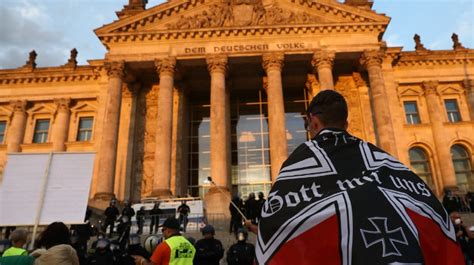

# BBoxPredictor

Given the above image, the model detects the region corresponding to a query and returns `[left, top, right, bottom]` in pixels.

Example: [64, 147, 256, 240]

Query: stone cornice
[0, 65, 102, 85]
[97, 23, 387, 48]
[394, 50, 474, 68]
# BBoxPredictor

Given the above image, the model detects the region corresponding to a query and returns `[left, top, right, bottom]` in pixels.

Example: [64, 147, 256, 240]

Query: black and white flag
[256, 129, 464, 265]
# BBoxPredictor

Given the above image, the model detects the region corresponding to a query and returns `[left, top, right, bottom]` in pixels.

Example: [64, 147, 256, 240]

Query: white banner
[0, 152, 95, 226]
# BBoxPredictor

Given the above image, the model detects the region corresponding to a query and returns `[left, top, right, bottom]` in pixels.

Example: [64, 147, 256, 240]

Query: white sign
[0, 153, 95, 226]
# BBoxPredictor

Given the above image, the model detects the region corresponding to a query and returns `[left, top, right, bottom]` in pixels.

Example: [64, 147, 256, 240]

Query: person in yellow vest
[2, 229, 28, 257]
[133, 217, 195, 265]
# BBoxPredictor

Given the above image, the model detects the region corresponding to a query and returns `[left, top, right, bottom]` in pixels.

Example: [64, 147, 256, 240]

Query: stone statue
[413, 34, 427, 51]
[451, 33, 465, 50]
[65, 48, 78, 68]
[24, 50, 37, 69]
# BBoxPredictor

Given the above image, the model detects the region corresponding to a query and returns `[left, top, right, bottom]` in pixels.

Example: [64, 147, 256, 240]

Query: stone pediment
[96, 0, 390, 36]
[439, 85, 463, 95]
[399, 87, 423, 97]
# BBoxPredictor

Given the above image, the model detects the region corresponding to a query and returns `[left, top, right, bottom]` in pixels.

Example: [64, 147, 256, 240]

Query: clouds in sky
[0, 0, 472, 69]
[0, 0, 71, 68]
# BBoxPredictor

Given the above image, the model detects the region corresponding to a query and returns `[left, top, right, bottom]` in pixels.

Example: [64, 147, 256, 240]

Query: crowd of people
[0, 218, 255, 265]
[229, 192, 265, 234]
[0, 197, 257, 265]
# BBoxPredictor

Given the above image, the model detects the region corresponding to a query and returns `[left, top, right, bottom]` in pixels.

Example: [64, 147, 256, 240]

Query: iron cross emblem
[360, 217, 409, 257]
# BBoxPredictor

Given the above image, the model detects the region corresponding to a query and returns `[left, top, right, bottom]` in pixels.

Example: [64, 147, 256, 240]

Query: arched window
[409, 147, 434, 190]
[451, 145, 473, 191]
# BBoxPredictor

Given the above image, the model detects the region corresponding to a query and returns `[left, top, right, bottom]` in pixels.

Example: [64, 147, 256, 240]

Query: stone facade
[0, 0, 473, 213]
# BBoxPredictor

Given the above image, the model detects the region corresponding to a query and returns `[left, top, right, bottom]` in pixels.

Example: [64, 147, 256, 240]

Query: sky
[0, 0, 472, 69]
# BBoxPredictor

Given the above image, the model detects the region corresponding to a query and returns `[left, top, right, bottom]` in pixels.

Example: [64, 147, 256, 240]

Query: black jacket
[226, 241, 255, 265]
[194, 238, 224, 265]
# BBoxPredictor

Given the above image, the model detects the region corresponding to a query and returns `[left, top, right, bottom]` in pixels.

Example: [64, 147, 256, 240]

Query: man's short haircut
[307, 90, 348, 128]
[10, 229, 28, 243]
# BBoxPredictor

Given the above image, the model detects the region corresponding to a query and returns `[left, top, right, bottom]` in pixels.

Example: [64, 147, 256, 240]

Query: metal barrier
[132, 213, 229, 234]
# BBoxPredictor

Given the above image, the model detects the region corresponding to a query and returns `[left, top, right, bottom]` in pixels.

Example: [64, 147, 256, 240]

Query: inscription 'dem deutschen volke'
[184, 42, 306, 54]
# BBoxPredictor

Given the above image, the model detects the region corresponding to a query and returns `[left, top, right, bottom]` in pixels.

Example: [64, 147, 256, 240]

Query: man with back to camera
[253, 90, 464, 264]
[1, 229, 28, 257]
[193, 225, 224, 265]
[133, 217, 195, 265]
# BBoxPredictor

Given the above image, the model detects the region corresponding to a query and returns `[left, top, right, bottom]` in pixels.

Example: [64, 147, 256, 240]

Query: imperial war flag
[256, 129, 464, 265]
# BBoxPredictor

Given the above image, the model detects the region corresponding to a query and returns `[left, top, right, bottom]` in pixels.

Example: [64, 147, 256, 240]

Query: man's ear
[310, 114, 324, 136]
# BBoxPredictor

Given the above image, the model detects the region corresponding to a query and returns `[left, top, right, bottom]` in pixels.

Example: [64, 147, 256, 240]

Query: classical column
[312, 50, 335, 90]
[360, 50, 397, 156]
[52, 98, 71, 152]
[115, 82, 139, 201]
[95, 61, 125, 200]
[262, 52, 288, 182]
[206, 55, 231, 190]
[465, 79, 474, 121]
[423, 81, 457, 188]
[152, 57, 176, 197]
[6, 100, 27, 153]
[205, 55, 231, 217]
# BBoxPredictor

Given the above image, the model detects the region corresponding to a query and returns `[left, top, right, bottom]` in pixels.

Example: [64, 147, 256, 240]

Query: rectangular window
[77, 117, 93, 141]
[0, 121, 6, 144]
[445, 99, 462, 122]
[33, 119, 50, 143]
[403, 101, 420, 124]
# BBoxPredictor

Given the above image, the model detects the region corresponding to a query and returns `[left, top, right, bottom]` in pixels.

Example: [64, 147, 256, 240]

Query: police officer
[136, 207, 146, 235]
[133, 217, 195, 265]
[122, 201, 136, 220]
[150, 203, 162, 234]
[104, 199, 120, 237]
[244, 193, 258, 223]
[194, 225, 224, 265]
[256, 192, 265, 223]
[177, 201, 190, 232]
[226, 228, 255, 265]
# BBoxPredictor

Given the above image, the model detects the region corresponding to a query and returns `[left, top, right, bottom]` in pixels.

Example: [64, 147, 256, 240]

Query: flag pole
[30, 152, 54, 250]
[206, 176, 248, 221]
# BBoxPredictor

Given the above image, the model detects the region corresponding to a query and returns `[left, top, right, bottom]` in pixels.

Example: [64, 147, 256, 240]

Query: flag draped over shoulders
[256, 129, 464, 265]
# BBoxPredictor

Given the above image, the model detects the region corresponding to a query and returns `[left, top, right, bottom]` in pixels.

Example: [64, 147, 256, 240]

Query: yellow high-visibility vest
[165, 235, 195, 265]
[2, 247, 27, 257]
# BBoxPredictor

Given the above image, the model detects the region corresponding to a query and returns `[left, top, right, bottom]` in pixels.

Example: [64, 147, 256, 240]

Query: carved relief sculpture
[167, 2, 323, 30]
